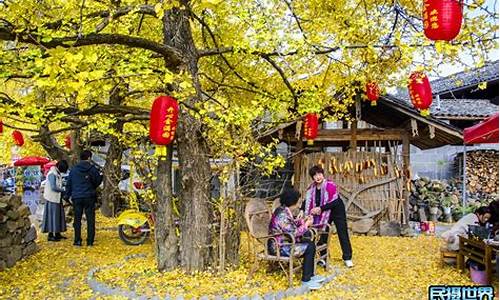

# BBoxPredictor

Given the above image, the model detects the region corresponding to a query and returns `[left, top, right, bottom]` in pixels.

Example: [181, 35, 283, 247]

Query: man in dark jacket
[66, 150, 103, 246]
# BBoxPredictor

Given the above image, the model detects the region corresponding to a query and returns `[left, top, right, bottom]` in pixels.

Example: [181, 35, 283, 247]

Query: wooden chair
[244, 199, 332, 287]
[311, 223, 332, 270]
[245, 199, 307, 287]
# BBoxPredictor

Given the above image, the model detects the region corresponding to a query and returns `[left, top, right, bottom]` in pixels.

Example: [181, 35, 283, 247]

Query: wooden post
[350, 94, 361, 151]
[402, 132, 410, 225]
[293, 140, 304, 190]
[350, 120, 358, 151]
[485, 244, 492, 284]
[462, 144, 467, 205]
[457, 236, 465, 271]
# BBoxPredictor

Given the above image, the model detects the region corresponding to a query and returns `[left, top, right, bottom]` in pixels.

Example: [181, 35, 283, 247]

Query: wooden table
[457, 235, 499, 284]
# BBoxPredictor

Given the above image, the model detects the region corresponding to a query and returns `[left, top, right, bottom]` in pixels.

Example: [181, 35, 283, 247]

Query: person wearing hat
[41, 160, 69, 241]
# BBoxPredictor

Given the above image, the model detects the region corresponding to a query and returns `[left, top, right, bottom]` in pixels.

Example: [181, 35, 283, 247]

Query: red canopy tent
[13, 156, 50, 167]
[464, 113, 499, 144]
[461, 113, 499, 204]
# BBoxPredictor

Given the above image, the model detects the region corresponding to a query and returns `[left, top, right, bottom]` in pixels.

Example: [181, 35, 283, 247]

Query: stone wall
[0, 195, 38, 271]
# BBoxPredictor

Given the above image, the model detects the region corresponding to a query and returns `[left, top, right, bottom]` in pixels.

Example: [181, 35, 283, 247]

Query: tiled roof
[431, 99, 498, 118]
[431, 61, 499, 95]
[391, 61, 499, 118]
[394, 60, 499, 99]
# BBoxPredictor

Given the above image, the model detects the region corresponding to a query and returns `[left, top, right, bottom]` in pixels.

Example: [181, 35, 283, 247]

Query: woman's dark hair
[487, 200, 498, 225]
[475, 206, 492, 216]
[280, 188, 301, 207]
[80, 150, 92, 160]
[56, 160, 69, 173]
[309, 165, 324, 178]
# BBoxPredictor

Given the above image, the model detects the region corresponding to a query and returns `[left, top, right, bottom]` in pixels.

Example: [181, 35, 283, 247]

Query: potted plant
[441, 196, 453, 215]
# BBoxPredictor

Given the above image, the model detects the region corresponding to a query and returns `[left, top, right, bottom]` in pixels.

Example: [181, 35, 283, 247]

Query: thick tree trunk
[176, 115, 213, 271]
[224, 197, 244, 266]
[37, 125, 71, 163]
[162, 5, 214, 272]
[100, 122, 124, 217]
[154, 145, 179, 271]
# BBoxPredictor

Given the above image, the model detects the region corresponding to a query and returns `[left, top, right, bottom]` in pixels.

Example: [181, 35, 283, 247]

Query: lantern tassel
[370, 101, 377, 106]
[154, 145, 168, 160]
[420, 109, 430, 117]
[307, 139, 314, 146]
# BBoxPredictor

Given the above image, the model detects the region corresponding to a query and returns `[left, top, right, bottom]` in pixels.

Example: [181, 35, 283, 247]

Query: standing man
[302, 165, 353, 268]
[66, 150, 103, 246]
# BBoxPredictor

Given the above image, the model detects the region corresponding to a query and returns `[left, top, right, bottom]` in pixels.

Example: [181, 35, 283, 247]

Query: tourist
[441, 206, 492, 251]
[268, 188, 325, 290]
[302, 165, 353, 268]
[41, 160, 69, 241]
[66, 150, 103, 246]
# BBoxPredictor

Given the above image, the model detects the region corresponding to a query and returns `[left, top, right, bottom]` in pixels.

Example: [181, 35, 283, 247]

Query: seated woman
[268, 188, 325, 290]
[441, 206, 492, 251]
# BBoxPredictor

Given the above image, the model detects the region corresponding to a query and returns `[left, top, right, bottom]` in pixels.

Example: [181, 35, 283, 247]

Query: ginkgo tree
[0, 0, 497, 273]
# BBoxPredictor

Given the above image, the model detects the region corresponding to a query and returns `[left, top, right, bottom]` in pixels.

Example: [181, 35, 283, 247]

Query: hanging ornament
[365, 82, 380, 106]
[0, 120, 3, 134]
[408, 72, 433, 117]
[411, 119, 419, 137]
[423, 0, 463, 41]
[149, 96, 179, 158]
[303, 113, 319, 146]
[12, 130, 24, 147]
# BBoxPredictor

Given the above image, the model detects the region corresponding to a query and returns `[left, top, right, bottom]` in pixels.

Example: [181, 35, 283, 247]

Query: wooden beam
[293, 139, 303, 189]
[380, 98, 463, 138]
[283, 128, 407, 142]
[435, 115, 487, 121]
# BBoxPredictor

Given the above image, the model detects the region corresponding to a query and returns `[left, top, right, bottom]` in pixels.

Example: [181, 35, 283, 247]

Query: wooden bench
[440, 247, 458, 267]
[457, 235, 499, 284]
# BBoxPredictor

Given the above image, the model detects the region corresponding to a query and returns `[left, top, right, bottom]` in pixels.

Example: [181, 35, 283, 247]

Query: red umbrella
[13, 156, 50, 167]
[464, 113, 499, 144]
[42, 161, 57, 175]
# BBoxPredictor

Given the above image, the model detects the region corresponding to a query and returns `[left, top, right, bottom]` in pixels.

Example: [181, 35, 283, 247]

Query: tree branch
[0, 22, 184, 70]
[190, 11, 274, 97]
[260, 55, 298, 103]
[31, 124, 87, 139]
[61, 104, 150, 117]
[94, 5, 157, 33]
[199, 73, 273, 98]
[198, 38, 497, 58]
[2, 122, 39, 133]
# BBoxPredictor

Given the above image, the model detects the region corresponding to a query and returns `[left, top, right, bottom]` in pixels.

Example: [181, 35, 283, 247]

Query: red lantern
[423, 0, 463, 41]
[149, 96, 179, 146]
[408, 72, 433, 117]
[12, 130, 24, 146]
[303, 113, 319, 145]
[365, 82, 380, 106]
[0, 120, 3, 134]
[64, 135, 72, 149]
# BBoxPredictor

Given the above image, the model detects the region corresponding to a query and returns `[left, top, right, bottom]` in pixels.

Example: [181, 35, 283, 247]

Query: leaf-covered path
[0, 215, 492, 299]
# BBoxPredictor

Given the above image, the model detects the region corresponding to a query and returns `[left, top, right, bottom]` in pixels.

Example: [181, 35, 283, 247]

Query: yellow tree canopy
[0, 0, 497, 168]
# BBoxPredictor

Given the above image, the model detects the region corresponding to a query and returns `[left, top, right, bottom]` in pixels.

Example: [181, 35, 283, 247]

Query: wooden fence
[294, 150, 407, 224]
